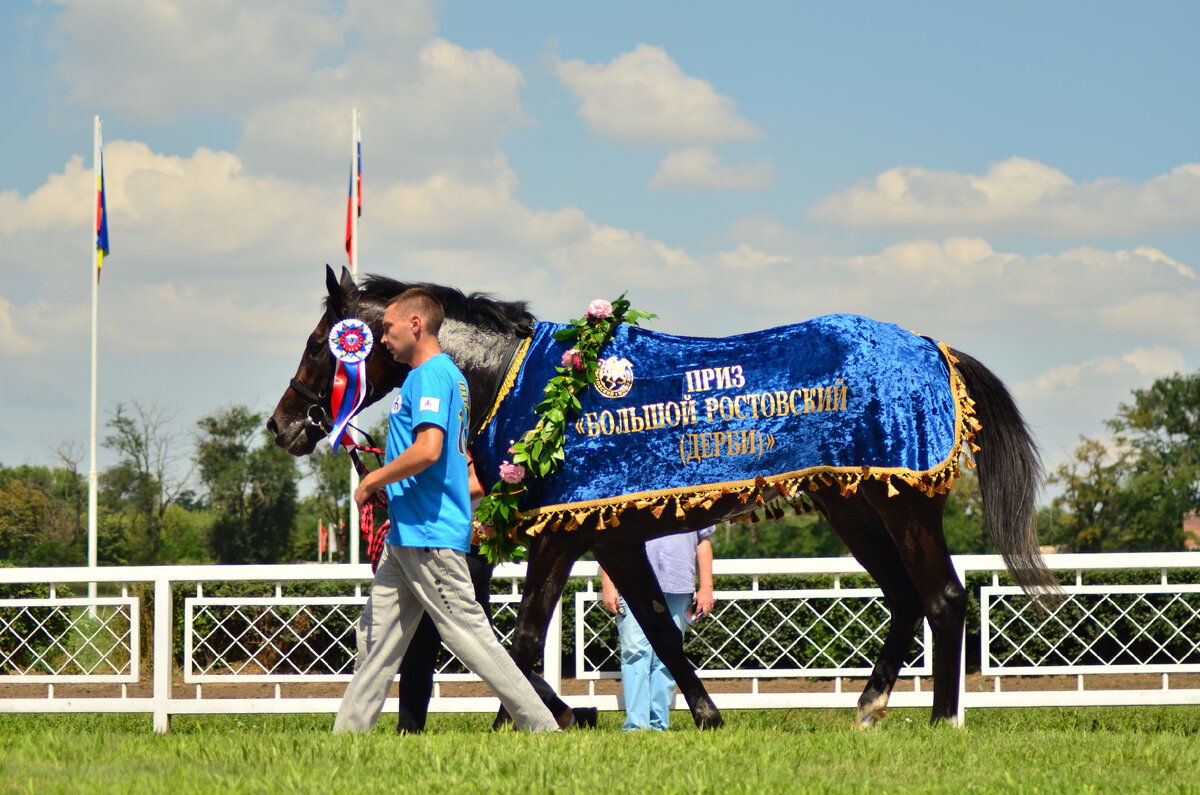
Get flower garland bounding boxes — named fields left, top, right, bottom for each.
left=473, top=295, right=655, bottom=563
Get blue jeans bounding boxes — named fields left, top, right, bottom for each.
left=616, top=593, right=690, bottom=730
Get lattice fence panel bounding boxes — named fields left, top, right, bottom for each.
left=0, top=598, right=137, bottom=681
left=982, top=584, right=1200, bottom=675
left=185, top=593, right=525, bottom=682
left=577, top=589, right=931, bottom=678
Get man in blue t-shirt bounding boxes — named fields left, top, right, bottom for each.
left=333, top=288, right=558, bottom=734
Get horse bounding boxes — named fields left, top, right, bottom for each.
left=268, top=265, right=1060, bottom=729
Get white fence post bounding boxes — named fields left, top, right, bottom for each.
left=153, top=576, right=171, bottom=734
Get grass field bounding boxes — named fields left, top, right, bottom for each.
left=1, top=707, right=1198, bottom=794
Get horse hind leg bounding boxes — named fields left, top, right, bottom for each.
left=812, top=487, right=925, bottom=730
left=862, top=482, right=967, bottom=727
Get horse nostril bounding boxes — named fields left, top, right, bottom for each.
left=266, top=416, right=278, bottom=435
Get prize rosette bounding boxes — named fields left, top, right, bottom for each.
left=328, top=318, right=373, bottom=364
left=327, top=319, right=374, bottom=451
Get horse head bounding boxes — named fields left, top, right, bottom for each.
left=267, top=264, right=408, bottom=456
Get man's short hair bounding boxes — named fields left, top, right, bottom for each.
left=389, top=288, right=445, bottom=336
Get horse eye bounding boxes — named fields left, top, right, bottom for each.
left=306, top=339, right=325, bottom=358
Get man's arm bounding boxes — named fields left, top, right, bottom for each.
left=599, top=568, right=622, bottom=615
left=354, top=424, right=444, bottom=509
left=693, top=537, right=715, bottom=617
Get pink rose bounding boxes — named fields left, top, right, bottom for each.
left=560, top=348, right=585, bottom=370
left=477, top=523, right=494, bottom=539
left=499, top=460, right=526, bottom=484
left=587, top=299, right=613, bottom=319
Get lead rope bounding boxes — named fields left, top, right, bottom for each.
left=344, top=424, right=389, bottom=572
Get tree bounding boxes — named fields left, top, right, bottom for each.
left=1047, top=371, right=1200, bottom=551
left=101, top=401, right=195, bottom=563
left=0, top=465, right=87, bottom=566
left=941, top=469, right=989, bottom=553
left=196, top=405, right=298, bottom=563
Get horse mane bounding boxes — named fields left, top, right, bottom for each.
left=332, top=274, right=537, bottom=337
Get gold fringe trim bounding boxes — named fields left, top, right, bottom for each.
left=515, top=341, right=981, bottom=538
left=476, top=336, right=532, bottom=440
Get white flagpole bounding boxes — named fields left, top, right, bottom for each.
left=88, top=115, right=101, bottom=609
left=348, top=107, right=361, bottom=566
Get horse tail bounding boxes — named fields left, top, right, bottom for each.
left=949, top=348, right=1061, bottom=599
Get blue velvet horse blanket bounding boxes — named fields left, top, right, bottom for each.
left=473, top=313, right=976, bottom=533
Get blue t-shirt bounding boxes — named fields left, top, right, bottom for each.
left=384, top=353, right=472, bottom=551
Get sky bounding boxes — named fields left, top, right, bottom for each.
left=2, top=0, right=1198, bottom=504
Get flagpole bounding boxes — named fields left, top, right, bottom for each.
left=88, top=115, right=101, bottom=608
left=348, top=107, right=361, bottom=566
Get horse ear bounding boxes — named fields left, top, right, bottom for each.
left=325, top=264, right=344, bottom=320
left=339, top=266, right=356, bottom=295
left=325, top=264, right=341, bottom=300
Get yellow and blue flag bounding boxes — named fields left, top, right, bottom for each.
left=95, top=148, right=109, bottom=280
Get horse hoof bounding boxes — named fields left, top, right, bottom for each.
left=855, top=695, right=888, bottom=729
left=930, top=714, right=964, bottom=729
left=695, top=707, right=725, bottom=730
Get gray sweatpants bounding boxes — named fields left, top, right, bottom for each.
left=333, top=544, right=558, bottom=733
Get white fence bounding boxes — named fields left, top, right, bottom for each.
left=1, top=553, right=1199, bottom=732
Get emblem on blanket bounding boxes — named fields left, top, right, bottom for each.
left=474, top=313, right=977, bottom=534
left=595, top=356, right=634, bottom=398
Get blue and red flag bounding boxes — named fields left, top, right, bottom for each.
left=96, top=148, right=109, bottom=280
left=345, top=127, right=361, bottom=264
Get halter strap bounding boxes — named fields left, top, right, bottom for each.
left=470, top=334, right=529, bottom=444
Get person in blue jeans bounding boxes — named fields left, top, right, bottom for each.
left=600, top=527, right=715, bottom=730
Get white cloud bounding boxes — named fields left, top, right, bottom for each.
left=0, top=296, right=50, bottom=356
left=810, top=157, right=1200, bottom=237
left=1013, top=347, right=1187, bottom=462
left=50, top=0, right=438, bottom=122
left=715, top=244, right=792, bottom=270
left=553, top=44, right=762, bottom=146
left=48, top=2, right=521, bottom=186
left=240, top=37, right=530, bottom=183
left=699, top=234, right=1200, bottom=354
left=649, top=147, right=774, bottom=191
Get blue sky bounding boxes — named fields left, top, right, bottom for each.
left=2, top=0, right=1198, bottom=501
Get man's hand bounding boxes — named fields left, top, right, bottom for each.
left=691, top=585, right=716, bottom=620
left=353, top=475, right=380, bottom=511
left=351, top=425, right=445, bottom=510
left=599, top=569, right=622, bottom=615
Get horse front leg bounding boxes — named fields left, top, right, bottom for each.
left=494, top=530, right=591, bottom=730
left=593, top=538, right=723, bottom=730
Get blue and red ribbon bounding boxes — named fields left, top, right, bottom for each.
left=327, top=319, right=373, bottom=452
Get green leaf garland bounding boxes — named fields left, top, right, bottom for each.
left=473, top=295, right=655, bottom=563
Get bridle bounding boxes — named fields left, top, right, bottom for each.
left=288, top=288, right=381, bottom=442
left=290, top=288, right=532, bottom=451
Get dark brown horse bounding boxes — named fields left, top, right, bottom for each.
left=268, top=265, right=1059, bottom=729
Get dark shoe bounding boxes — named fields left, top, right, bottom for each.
left=570, top=707, right=599, bottom=729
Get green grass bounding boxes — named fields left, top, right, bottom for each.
left=1, top=707, right=1198, bottom=794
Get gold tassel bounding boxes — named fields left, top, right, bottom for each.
left=674, top=498, right=686, bottom=520
left=886, top=477, right=899, bottom=498
left=650, top=503, right=666, bottom=519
